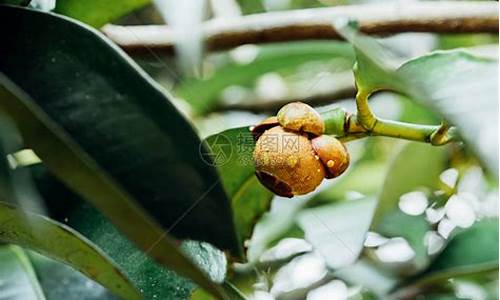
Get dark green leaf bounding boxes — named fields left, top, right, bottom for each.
left=0, top=5, right=240, bottom=255
left=0, top=201, right=142, bottom=300
left=31, top=166, right=225, bottom=300
left=0, top=6, right=236, bottom=298
left=204, top=127, right=273, bottom=245
left=297, top=197, right=377, bottom=269
left=0, top=245, right=45, bottom=300
left=55, top=0, right=150, bottom=27
left=336, top=24, right=498, bottom=176
left=176, top=42, right=354, bottom=114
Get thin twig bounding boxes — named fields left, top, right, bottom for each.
left=102, top=1, right=498, bottom=55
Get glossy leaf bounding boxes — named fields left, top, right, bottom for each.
left=0, top=201, right=142, bottom=300
left=0, top=6, right=235, bottom=298
left=55, top=0, right=150, bottom=27
left=337, top=24, right=499, bottom=176
left=297, top=197, right=377, bottom=269
left=31, top=166, right=224, bottom=300
left=0, top=5, right=239, bottom=253
left=176, top=42, right=354, bottom=114
left=204, top=127, right=273, bottom=245
left=0, top=5, right=239, bottom=256
left=403, top=219, right=498, bottom=289
left=0, top=245, right=45, bottom=300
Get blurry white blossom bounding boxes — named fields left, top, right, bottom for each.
left=424, top=231, right=445, bottom=255
left=375, top=238, right=415, bottom=263
left=399, top=191, right=428, bottom=216
left=307, top=280, right=348, bottom=300
left=445, top=194, right=476, bottom=228
left=271, top=253, right=327, bottom=296
left=437, top=217, right=456, bottom=239
left=364, top=232, right=389, bottom=248
left=439, top=168, right=459, bottom=189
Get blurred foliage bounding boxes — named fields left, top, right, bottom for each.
left=55, top=0, right=150, bottom=27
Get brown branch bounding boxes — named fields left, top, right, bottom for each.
left=102, top=1, right=499, bottom=55
left=213, top=84, right=356, bottom=113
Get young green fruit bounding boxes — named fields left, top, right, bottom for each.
left=277, top=102, right=325, bottom=136
left=253, top=126, right=326, bottom=197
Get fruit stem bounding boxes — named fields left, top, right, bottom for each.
left=320, top=93, right=459, bottom=145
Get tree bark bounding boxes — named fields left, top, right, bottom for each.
left=102, top=1, right=499, bottom=55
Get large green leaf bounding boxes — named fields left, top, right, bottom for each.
left=176, top=42, right=354, bottom=114
left=0, top=81, right=228, bottom=300
left=0, top=6, right=236, bottom=298
left=204, top=127, right=273, bottom=245
left=0, top=201, right=142, bottom=300
left=55, top=0, right=150, bottom=28
left=297, top=197, right=377, bottom=269
left=402, top=219, right=498, bottom=289
left=31, top=166, right=225, bottom=300
left=0, top=5, right=240, bottom=254
left=337, top=24, right=498, bottom=176
left=0, top=245, right=45, bottom=300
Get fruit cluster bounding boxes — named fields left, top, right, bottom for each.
left=252, top=102, right=350, bottom=197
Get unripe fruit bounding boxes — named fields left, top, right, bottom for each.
left=311, top=135, right=350, bottom=178
left=253, top=126, right=326, bottom=197
left=277, top=102, right=325, bottom=136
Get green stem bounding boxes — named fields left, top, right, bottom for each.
left=320, top=102, right=458, bottom=145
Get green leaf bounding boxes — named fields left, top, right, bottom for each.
left=55, top=0, right=150, bottom=27
left=371, top=142, right=448, bottom=228
left=297, top=197, right=377, bottom=269
left=0, top=201, right=142, bottom=300
left=31, top=166, right=225, bottom=300
left=337, top=24, right=498, bottom=176
left=0, top=6, right=235, bottom=298
left=176, top=42, right=354, bottom=114
left=204, top=127, right=273, bottom=245
left=0, top=245, right=45, bottom=300
left=0, top=6, right=240, bottom=255
left=403, top=219, right=498, bottom=289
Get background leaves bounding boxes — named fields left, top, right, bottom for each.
left=55, top=0, right=150, bottom=27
